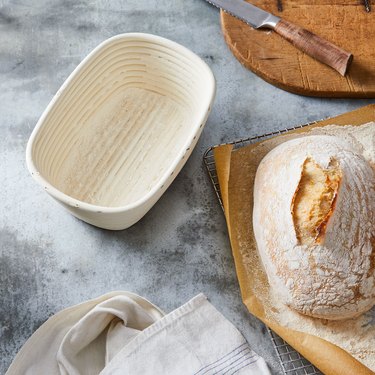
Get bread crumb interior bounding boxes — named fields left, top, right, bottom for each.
left=291, top=157, right=341, bottom=245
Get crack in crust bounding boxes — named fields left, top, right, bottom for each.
left=291, top=157, right=342, bottom=245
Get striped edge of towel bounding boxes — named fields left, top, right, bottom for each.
left=194, top=342, right=260, bottom=375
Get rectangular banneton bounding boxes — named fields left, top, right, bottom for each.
left=27, top=33, right=215, bottom=230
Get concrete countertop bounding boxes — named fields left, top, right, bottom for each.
left=0, top=1, right=373, bottom=373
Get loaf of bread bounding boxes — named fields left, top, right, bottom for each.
left=253, top=135, right=375, bottom=320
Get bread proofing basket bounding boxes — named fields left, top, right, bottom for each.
left=26, top=33, right=215, bottom=230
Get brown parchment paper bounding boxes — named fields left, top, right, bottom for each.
left=214, top=105, right=375, bottom=375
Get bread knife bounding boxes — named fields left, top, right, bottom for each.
left=205, top=0, right=353, bottom=76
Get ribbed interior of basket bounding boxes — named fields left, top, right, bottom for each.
left=32, top=37, right=212, bottom=207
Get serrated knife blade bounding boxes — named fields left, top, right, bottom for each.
left=204, top=0, right=353, bottom=76
left=206, top=0, right=280, bottom=29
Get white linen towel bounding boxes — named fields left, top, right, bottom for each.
left=6, top=292, right=271, bottom=375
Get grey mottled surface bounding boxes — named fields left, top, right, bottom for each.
left=0, top=0, right=373, bottom=374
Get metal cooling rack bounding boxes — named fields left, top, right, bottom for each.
left=203, top=122, right=323, bottom=375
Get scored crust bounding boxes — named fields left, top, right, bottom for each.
left=291, top=157, right=342, bottom=245
left=253, top=135, right=375, bottom=320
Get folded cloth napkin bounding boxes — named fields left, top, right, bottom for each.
left=7, top=292, right=270, bottom=375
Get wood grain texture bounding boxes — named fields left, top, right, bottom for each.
left=221, top=0, right=375, bottom=97
left=274, top=19, right=352, bottom=76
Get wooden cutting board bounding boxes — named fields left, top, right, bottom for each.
left=221, top=0, right=375, bottom=97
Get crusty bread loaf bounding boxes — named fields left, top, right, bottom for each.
left=253, top=135, right=375, bottom=320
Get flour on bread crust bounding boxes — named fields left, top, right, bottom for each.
left=253, top=135, right=375, bottom=320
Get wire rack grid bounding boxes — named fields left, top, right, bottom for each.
left=203, top=122, right=323, bottom=375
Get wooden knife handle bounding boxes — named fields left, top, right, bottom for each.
left=274, top=19, right=353, bottom=76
